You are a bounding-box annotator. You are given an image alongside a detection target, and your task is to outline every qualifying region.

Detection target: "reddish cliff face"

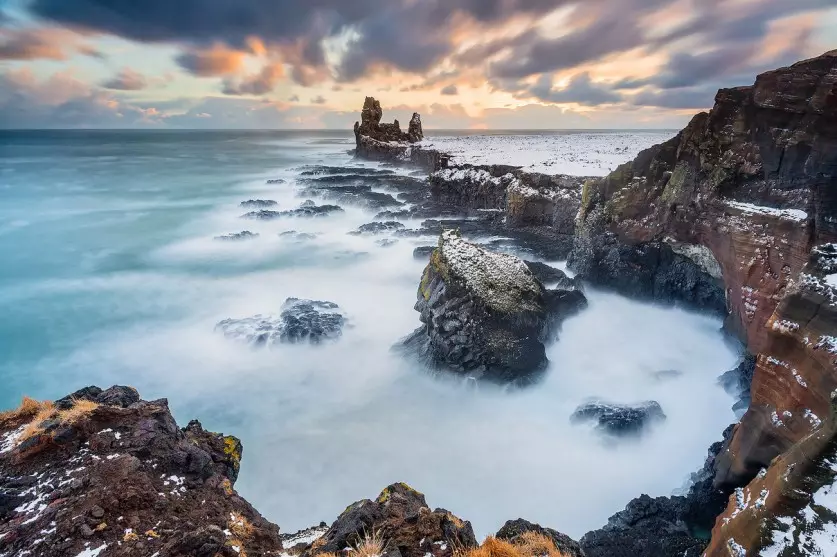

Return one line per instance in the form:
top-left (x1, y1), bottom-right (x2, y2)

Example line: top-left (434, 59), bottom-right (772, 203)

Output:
top-left (571, 50), bottom-right (837, 554)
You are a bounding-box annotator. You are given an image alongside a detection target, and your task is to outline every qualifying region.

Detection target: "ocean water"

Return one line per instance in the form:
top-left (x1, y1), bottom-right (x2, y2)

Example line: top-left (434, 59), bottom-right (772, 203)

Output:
top-left (0, 130), bottom-right (739, 539)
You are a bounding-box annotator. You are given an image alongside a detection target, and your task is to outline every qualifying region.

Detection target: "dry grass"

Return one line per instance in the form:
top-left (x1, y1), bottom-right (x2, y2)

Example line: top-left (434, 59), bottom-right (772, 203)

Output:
top-left (0, 396), bottom-right (53, 426)
top-left (57, 399), bottom-right (100, 425)
top-left (229, 511), bottom-right (254, 540)
top-left (458, 535), bottom-right (570, 557)
top-left (18, 403), bottom-right (57, 443)
top-left (351, 530), bottom-right (385, 557)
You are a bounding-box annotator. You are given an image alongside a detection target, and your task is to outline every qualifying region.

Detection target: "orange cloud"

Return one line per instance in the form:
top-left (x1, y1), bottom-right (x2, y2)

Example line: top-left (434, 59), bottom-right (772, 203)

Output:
top-left (176, 44), bottom-right (246, 77)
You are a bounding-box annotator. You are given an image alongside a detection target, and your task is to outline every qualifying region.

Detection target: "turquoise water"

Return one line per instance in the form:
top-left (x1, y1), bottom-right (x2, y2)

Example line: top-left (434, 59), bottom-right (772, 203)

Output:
top-left (0, 130), bottom-right (739, 538)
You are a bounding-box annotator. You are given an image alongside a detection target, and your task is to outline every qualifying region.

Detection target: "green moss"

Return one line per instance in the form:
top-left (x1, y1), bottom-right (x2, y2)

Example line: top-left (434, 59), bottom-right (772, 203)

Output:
top-left (419, 265), bottom-right (433, 301)
top-left (376, 482), bottom-right (422, 504)
top-left (661, 162), bottom-right (689, 203)
top-left (223, 436), bottom-right (241, 471)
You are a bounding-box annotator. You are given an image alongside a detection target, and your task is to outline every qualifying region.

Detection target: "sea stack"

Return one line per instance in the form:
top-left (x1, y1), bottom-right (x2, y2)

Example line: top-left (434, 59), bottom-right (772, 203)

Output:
top-left (402, 229), bottom-right (586, 384)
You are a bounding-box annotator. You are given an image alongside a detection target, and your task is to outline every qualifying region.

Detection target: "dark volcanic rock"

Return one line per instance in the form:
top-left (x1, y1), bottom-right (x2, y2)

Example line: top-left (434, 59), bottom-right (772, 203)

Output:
top-left (524, 261), bottom-right (573, 285)
top-left (299, 184), bottom-right (403, 209)
top-left (571, 400), bottom-right (666, 436)
top-left (305, 482), bottom-right (475, 557)
top-left (375, 209), bottom-right (415, 220)
top-left (354, 96), bottom-right (422, 146)
top-left (279, 230), bottom-right (318, 241)
top-left (0, 387), bottom-right (283, 557)
top-left (242, 203), bottom-right (344, 219)
top-left (717, 353), bottom-right (756, 416)
top-left (413, 245), bottom-right (436, 260)
top-left (239, 199), bottom-right (278, 208)
top-left (215, 230), bottom-right (259, 241)
top-left (299, 165), bottom-right (396, 177)
top-left (216, 298), bottom-right (346, 345)
top-left (266, 178), bottom-right (285, 184)
top-left (496, 518), bottom-right (585, 557)
top-left (401, 230), bottom-right (586, 384)
top-left (349, 221), bottom-right (406, 235)
top-left (376, 238), bottom-right (398, 247)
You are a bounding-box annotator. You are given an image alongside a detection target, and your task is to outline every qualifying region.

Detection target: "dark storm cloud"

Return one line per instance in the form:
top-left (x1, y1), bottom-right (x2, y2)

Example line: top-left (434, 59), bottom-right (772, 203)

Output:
top-left (527, 73), bottom-right (622, 106)
top-left (440, 84), bottom-right (458, 95)
top-left (631, 86), bottom-right (718, 109)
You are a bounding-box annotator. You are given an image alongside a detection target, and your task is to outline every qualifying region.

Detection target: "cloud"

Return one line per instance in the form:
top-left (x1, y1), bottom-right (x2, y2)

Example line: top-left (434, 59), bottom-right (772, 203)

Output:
top-left (102, 68), bottom-right (148, 90)
top-left (222, 62), bottom-right (284, 95)
top-left (289, 95), bottom-right (300, 102)
top-left (176, 45), bottom-right (246, 76)
top-left (631, 86), bottom-right (717, 109)
top-left (525, 72), bottom-right (622, 106)
top-left (311, 95), bottom-right (327, 104)
top-left (440, 84), bottom-right (458, 95)
top-left (0, 26), bottom-right (102, 60)
top-left (0, 69), bottom-right (162, 128)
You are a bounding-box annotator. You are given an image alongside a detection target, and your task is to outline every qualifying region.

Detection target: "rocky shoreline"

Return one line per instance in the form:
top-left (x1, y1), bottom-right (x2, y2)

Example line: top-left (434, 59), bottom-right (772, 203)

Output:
top-left (2, 51), bottom-right (836, 556)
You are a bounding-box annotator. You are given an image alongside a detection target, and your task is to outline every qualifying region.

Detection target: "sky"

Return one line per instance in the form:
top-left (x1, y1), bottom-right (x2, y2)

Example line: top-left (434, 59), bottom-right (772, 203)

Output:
top-left (0, 0), bottom-right (835, 129)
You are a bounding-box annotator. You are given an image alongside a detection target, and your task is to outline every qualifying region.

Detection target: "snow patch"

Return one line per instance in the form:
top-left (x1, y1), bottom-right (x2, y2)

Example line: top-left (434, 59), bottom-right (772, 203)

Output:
top-left (724, 201), bottom-right (808, 222)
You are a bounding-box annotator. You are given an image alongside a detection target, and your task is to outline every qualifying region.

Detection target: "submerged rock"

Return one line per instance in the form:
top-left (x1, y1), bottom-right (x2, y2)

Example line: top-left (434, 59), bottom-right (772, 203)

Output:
top-left (401, 230), bottom-right (586, 384)
top-left (216, 298), bottom-right (346, 345)
top-left (241, 202), bottom-right (343, 219)
top-left (349, 221), bottom-right (406, 235)
top-left (376, 238), bottom-right (398, 247)
top-left (215, 230), bottom-right (259, 241)
top-left (303, 482), bottom-right (475, 557)
top-left (571, 400), bottom-right (666, 436)
top-left (299, 184), bottom-right (403, 209)
top-left (239, 199), bottom-right (278, 208)
top-left (374, 208), bottom-right (414, 220)
top-left (413, 245), bottom-right (436, 259)
top-left (266, 178), bottom-right (285, 184)
top-left (279, 230), bottom-right (318, 241)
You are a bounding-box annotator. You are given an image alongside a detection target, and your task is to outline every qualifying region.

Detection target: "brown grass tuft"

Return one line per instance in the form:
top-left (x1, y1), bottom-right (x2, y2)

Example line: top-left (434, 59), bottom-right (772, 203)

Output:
top-left (352, 530), bottom-right (385, 557)
top-left (18, 403), bottom-right (56, 444)
top-left (0, 396), bottom-right (53, 426)
top-left (458, 535), bottom-right (570, 557)
top-left (57, 399), bottom-right (99, 425)
top-left (229, 511), bottom-right (254, 540)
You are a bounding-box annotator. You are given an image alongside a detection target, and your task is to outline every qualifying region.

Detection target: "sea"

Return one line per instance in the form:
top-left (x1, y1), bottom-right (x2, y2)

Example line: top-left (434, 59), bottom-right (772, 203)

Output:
top-left (0, 129), bottom-right (739, 539)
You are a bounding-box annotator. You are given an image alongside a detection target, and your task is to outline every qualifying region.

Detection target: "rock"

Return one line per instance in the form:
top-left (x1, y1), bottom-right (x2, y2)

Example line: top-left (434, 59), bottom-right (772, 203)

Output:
top-left (354, 97), bottom-right (421, 146)
top-left (241, 203), bottom-right (344, 219)
top-left (215, 231), bottom-right (259, 241)
top-left (55, 386), bottom-right (103, 410)
top-left (570, 400), bottom-right (666, 436)
top-left (349, 221), bottom-right (406, 235)
top-left (239, 199), bottom-right (277, 208)
top-left (279, 230), bottom-right (318, 241)
top-left (298, 184), bottom-right (403, 209)
top-left (524, 261), bottom-right (572, 285)
top-left (413, 246), bottom-right (435, 260)
top-left (401, 230), bottom-right (586, 384)
top-left (299, 165), bottom-right (396, 177)
top-left (375, 209), bottom-right (414, 220)
top-left (266, 178), bottom-right (285, 184)
top-left (216, 298), bottom-right (346, 345)
top-left (717, 354), bottom-right (756, 416)
top-left (306, 482), bottom-right (476, 557)
top-left (376, 238), bottom-right (398, 248)
top-left (0, 386), bottom-right (283, 557)
top-left (496, 518), bottom-right (585, 557)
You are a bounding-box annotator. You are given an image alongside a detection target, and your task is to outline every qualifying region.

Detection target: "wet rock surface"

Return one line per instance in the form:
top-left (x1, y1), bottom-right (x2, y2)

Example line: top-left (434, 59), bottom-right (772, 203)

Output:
top-left (349, 221), bottom-right (406, 235)
top-left (241, 202), bottom-right (344, 219)
top-left (570, 400), bottom-right (666, 436)
top-left (401, 230), bottom-right (586, 384)
top-left (239, 199), bottom-right (278, 208)
top-left (216, 298), bottom-right (346, 345)
top-left (215, 230), bottom-right (259, 241)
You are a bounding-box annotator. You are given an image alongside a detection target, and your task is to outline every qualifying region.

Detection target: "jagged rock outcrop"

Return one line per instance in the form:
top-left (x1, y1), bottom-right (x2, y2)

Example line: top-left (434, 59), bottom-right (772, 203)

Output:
top-left (354, 97), bottom-right (422, 145)
top-left (216, 298), bottom-right (347, 345)
top-left (570, 400), bottom-right (666, 436)
top-left (496, 519), bottom-right (585, 557)
top-left (0, 386), bottom-right (283, 557)
top-left (401, 230), bottom-right (586, 384)
top-left (301, 482), bottom-right (476, 557)
top-left (568, 50), bottom-right (837, 555)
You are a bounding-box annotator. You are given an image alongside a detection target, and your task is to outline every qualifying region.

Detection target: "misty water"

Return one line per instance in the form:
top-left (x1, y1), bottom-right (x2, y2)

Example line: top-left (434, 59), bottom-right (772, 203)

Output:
top-left (0, 130), bottom-right (739, 539)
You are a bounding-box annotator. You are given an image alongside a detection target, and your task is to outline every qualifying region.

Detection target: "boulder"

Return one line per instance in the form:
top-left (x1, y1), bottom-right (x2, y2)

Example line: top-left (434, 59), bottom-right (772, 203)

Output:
top-left (215, 231), bottom-right (259, 241)
top-left (496, 518), bottom-right (585, 557)
top-left (305, 482), bottom-right (476, 557)
top-left (349, 221), bottom-right (406, 235)
top-left (239, 199), bottom-right (278, 208)
top-left (402, 229), bottom-right (586, 384)
top-left (216, 298), bottom-right (346, 345)
top-left (571, 400), bottom-right (666, 436)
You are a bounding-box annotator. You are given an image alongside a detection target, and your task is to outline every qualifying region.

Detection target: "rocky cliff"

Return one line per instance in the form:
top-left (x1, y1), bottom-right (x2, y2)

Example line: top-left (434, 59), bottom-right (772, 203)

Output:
top-left (570, 50), bottom-right (837, 555)
top-left (0, 387), bottom-right (585, 557)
